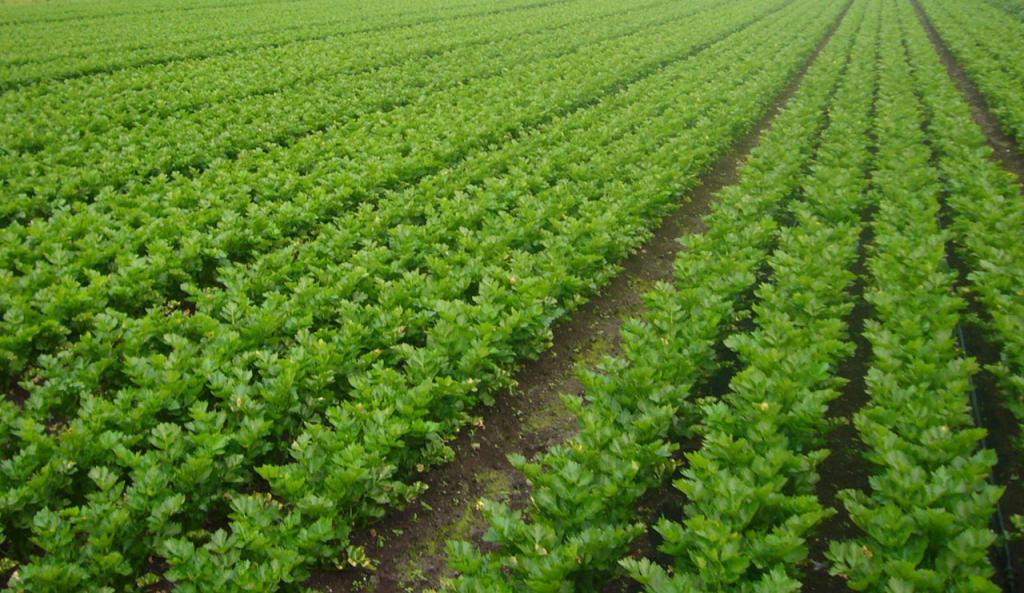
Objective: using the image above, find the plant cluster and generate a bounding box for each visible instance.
[445,1,868,588]
[0,0,561,88]
[0,0,845,590]
[904,0,1024,542]
[918,0,1024,153]
[827,3,1001,589]
[1,0,709,222]
[626,3,877,587]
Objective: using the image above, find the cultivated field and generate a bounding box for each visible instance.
[1,0,1022,592]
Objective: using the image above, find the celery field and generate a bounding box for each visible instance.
[1,0,1023,592]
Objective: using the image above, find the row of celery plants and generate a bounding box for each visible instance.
[0,0,780,391]
[902,0,1024,534]
[0,0,549,89]
[0,0,713,221]
[0,2,846,591]
[916,0,1024,153]
[827,1,1002,589]
[0,0,695,218]
[624,0,878,587]
[443,1,868,589]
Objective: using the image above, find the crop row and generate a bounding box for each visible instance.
[0,0,784,437]
[0,0,660,162]
[0,0,705,220]
[625,0,877,586]
[827,1,1001,590]
[0,0,553,90]
[0,0,772,389]
[983,0,1024,18]
[447,0,1015,590]
[917,0,1024,154]
[0,1,845,591]
[904,0,1024,537]
[446,0,869,588]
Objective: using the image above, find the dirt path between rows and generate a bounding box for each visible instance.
[912,2,1024,591]
[308,5,851,591]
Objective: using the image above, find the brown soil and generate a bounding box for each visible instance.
[5,375,30,407]
[804,220,875,591]
[910,0,1024,188]
[308,5,851,591]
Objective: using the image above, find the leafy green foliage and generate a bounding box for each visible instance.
[0,0,716,224]
[622,5,877,587]
[826,3,1001,590]
[445,1,864,588]
[2,0,1015,590]
[0,0,850,591]
[904,0,1024,553]
[918,0,1024,154]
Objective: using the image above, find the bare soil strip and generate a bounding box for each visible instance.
[309,6,852,591]
[910,0,1024,186]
